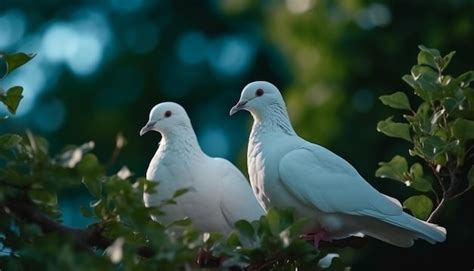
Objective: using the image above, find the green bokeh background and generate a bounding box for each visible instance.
[1,0,473,269]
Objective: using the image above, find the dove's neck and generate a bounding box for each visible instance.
[250,103,296,137]
[159,126,205,160]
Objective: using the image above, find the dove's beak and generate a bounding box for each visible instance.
[140,121,156,136]
[229,100,248,116]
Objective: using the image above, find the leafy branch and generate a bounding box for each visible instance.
[0,52,35,115]
[376,45,474,222]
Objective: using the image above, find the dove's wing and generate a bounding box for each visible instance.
[278,146,403,216]
[214,158,265,225]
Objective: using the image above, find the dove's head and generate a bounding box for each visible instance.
[140,102,191,136]
[229,81,285,118]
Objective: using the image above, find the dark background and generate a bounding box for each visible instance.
[1,0,473,269]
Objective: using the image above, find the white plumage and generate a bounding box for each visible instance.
[141,102,265,234]
[230,81,446,247]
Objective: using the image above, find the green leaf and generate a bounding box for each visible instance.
[377,117,412,142]
[28,189,58,206]
[167,217,192,228]
[0,86,23,114]
[403,195,433,220]
[408,163,433,192]
[91,199,107,219]
[227,232,242,246]
[0,52,36,78]
[440,51,456,71]
[266,208,282,236]
[456,71,474,87]
[172,187,190,198]
[417,50,437,69]
[402,74,417,90]
[418,45,441,59]
[80,206,93,218]
[375,155,408,182]
[0,133,22,149]
[468,166,474,189]
[235,220,255,239]
[379,91,412,110]
[452,118,474,141]
[411,65,443,101]
[78,154,104,198]
[379,91,411,110]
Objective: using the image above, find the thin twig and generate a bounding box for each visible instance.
[427,196,447,223]
[429,163,446,194]
[105,133,126,170]
[450,185,473,200]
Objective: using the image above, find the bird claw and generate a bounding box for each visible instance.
[301,230,330,248]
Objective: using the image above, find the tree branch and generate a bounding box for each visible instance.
[319,236,367,248]
[5,197,367,270]
[4,198,113,251]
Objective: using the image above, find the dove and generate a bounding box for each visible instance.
[140,102,265,234]
[229,81,446,247]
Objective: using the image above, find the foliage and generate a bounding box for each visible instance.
[0,51,340,270]
[0,52,34,115]
[376,45,474,222]
[207,208,320,270]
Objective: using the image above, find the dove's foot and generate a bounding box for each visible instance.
[302,229,330,248]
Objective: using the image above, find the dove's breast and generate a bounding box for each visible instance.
[248,134,311,213]
[144,149,233,233]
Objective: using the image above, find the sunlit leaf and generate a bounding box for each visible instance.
[0,52,36,78]
[403,195,433,220]
[375,155,408,182]
[0,133,22,149]
[0,86,23,114]
[379,91,412,110]
[417,50,437,69]
[377,117,412,142]
[440,51,456,71]
[456,71,474,87]
[28,189,58,206]
[227,232,241,246]
[418,45,441,58]
[452,118,474,141]
[80,206,93,218]
[167,217,192,228]
[411,65,443,100]
[78,154,104,198]
[468,166,474,189]
[408,163,433,192]
[235,220,255,239]
[172,187,190,198]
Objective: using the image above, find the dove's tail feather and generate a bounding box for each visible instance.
[359,212,446,247]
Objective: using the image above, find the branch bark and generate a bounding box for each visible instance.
[4,198,114,251]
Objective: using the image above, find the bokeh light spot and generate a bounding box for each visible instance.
[207,35,255,76]
[0,9,27,49]
[352,89,374,113]
[286,0,313,14]
[177,32,208,64]
[32,98,66,132]
[199,127,230,158]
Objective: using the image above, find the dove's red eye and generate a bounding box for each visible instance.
[164,110,172,118]
[256,88,264,96]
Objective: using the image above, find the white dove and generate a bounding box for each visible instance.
[140,102,265,234]
[229,81,446,247]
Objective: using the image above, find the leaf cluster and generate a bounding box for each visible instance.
[376,45,474,221]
